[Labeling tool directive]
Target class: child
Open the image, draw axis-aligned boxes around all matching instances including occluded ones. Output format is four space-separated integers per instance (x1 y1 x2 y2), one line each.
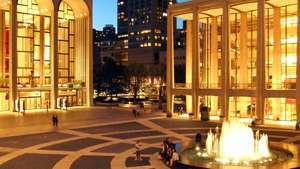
135 141 142 160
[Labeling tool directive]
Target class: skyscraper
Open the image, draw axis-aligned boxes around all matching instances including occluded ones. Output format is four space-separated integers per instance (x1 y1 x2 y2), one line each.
117 0 176 64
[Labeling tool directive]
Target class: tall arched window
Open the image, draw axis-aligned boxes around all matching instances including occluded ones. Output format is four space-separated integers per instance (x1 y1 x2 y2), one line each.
58 1 75 84
16 0 52 110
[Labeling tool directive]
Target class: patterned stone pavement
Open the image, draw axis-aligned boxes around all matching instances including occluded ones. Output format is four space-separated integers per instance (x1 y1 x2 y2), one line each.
0 113 299 169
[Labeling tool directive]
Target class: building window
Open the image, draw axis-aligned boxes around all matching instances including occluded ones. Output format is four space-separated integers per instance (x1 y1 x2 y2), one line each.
265 2 297 90
265 98 296 121
199 8 223 89
16 0 51 87
58 1 75 84
230 3 257 89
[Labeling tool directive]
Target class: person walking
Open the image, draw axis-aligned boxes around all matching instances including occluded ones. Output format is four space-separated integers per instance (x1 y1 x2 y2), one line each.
52 114 56 127
135 141 142 160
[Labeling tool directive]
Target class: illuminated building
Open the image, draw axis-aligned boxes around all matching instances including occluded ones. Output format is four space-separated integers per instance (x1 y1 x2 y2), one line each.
167 0 300 125
117 0 176 64
0 0 93 112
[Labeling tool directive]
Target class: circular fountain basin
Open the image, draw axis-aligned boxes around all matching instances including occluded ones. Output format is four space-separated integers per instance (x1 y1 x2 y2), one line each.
177 142 300 169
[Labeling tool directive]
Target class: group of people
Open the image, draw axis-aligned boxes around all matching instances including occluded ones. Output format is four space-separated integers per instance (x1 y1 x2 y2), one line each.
158 138 179 167
132 103 145 118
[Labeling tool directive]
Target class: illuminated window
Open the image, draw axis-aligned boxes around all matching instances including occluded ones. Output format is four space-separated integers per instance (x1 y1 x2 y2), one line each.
265 98 296 121
265 2 297 90
58 1 75 84
17 0 51 87
230 3 257 89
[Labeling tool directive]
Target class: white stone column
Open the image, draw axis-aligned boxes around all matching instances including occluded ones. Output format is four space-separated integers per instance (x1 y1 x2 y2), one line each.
86 14 93 107
192 8 199 118
239 12 248 88
272 7 282 120
167 12 174 115
51 4 59 109
296 0 300 121
186 21 193 113
75 18 86 83
256 0 266 124
0 10 3 79
9 0 17 112
210 16 219 114
222 2 230 119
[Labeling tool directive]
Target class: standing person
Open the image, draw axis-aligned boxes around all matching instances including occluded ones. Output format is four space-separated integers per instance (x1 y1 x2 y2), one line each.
55 115 59 127
132 108 137 118
46 101 49 113
195 133 202 145
52 114 56 127
135 141 142 160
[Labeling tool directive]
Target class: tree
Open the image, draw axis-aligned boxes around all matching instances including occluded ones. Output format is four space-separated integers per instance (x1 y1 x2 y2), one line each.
96 58 129 100
128 63 147 103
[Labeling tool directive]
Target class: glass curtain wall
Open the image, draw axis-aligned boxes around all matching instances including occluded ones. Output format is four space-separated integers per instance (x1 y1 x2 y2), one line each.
229 97 256 118
265 98 296 121
265 1 297 90
230 3 257 89
264 0 298 121
173 14 193 89
199 96 221 117
58 1 75 85
199 9 223 89
16 0 52 110
0 8 10 111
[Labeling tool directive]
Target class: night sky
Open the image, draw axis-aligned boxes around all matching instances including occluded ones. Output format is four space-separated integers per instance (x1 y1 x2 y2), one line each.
93 0 117 30
92 0 187 31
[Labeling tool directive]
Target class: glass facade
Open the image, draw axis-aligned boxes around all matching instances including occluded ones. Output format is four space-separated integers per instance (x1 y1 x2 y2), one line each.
168 0 300 125
199 9 223 89
0 7 10 111
58 2 75 84
17 0 51 87
229 97 256 118
265 2 297 90
265 98 296 121
0 0 92 112
230 3 257 89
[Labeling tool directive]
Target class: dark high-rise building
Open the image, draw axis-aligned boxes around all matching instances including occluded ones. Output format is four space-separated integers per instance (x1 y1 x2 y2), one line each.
117 0 176 64
102 24 117 46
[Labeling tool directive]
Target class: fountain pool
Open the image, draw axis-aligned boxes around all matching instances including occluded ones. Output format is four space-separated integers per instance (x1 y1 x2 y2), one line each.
177 120 296 169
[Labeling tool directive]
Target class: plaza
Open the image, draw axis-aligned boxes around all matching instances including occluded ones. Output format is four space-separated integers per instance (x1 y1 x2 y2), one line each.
0 108 297 169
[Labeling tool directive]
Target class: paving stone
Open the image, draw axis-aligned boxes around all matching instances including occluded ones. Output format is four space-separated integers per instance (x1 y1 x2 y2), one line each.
75 122 149 134
172 128 211 134
138 137 180 144
125 156 150 167
93 143 134 153
104 131 165 139
70 155 113 169
0 153 64 169
0 132 74 148
42 138 107 151
150 119 218 129
140 147 161 155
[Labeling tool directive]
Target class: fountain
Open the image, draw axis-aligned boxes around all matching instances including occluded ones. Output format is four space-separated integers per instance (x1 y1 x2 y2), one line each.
177 119 297 169
205 120 271 164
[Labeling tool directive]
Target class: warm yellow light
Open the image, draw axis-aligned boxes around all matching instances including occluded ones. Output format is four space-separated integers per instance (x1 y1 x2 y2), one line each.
281 16 298 25
206 120 270 163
